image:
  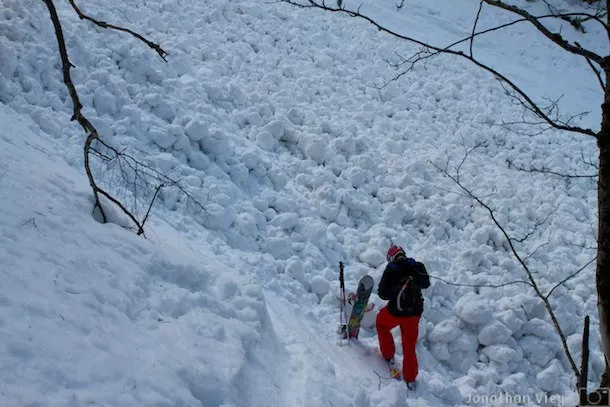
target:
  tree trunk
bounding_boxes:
[597,64,610,391]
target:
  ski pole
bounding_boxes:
[339,262,348,343]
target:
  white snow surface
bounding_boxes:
[0,0,604,405]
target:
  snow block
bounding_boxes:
[478,320,513,346]
[454,293,493,325]
[481,344,515,364]
[184,119,208,142]
[494,309,524,334]
[427,318,460,343]
[518,335,557,367]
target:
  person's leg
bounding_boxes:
[399,316,420,382]
[376,307,399,360]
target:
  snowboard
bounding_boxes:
[346,275,374,339]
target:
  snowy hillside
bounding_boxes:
[0,0,604,405]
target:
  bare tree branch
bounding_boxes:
[430,142,581,381]
[43,0,109,222]
[67,0,168,61]
[279,0,599,138]
[42,0,192,237]
[482,0,605,63]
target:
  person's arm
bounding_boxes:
[377,267,392,300]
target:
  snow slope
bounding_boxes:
[0,0,604,405]
[0,105,279,406]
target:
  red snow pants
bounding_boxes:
[376,306,420,382]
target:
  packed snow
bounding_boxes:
[0,0,605,405]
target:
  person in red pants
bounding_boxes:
[376,244,430,389]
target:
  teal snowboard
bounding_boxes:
[346,275,374,339]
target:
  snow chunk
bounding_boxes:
[270,212,299,231]
[235,212,258,236]
[500,372,527,393]
[256,119,295,150]
[0,41,18,78]
[201,126,231,155]
[184,119,208,142]
[383,201,405,226]
[454,293,493,325]
[518,335,557,366]
[429,341,451,361]
[342,189,376,219]
[161,186,179,210]
[424,377,464,405]
[172,134,190,151]
[358,247,384,268]
[203,203,236,231]
[263,120,287,140]
[314,184,341,222]
[263,235,294,260]
[287,107,305,125]
[274,196,298,213]
[495,309,524,334]
[285,256,305,283]
[93,89,117,115]
[478,320,513,345]
[240,151,268,177]
[481,344,515,364]
[150,125,178,149]
[518,317,556,339]
[298,134,327,164]
[257,130,277,150]
[428,319,460,343]
[268,168,289,190]
[229,162,248,185]
[536,359,563,392]
[310,276,330,300]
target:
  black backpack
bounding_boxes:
[384,259,429,317]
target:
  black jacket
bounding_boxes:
[378,257,430,317]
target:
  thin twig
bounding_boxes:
[576,41,605,91]
[430,274,533,289]
[545,257,596,299]
[470,1,484,58]
[139,184,164,236]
